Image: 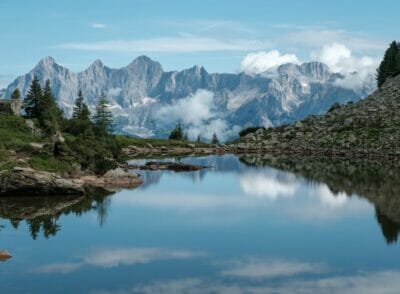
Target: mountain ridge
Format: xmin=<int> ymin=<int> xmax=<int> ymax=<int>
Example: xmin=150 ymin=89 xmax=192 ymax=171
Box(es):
xmin=0 ymin=56 xmax=375 ymax=140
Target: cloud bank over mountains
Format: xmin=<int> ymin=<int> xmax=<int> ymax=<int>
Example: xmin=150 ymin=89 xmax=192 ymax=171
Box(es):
xmin=240 ymin=43 xmax=378 ymax=91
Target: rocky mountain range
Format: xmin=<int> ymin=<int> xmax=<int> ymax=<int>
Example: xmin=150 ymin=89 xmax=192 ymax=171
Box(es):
xmin=0 ymin=56 xmax=375 ymax=140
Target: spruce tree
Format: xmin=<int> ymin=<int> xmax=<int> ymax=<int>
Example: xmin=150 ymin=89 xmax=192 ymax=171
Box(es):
xmin=377 ymin=41 xmax=400 ymax=87
xmin=93 ymin=91 xmax=113 ymax=135
xmin=197 ymin=134 xmax=201 ymax=142
xmin=169 ymin=124 xmax=183 ymax=140
xmin=39 ymin=80 xmax=62 ymax=134
xmin=11 ymin=88 xmax=21 ymax=100
xmin=23 ymin=76 xmax=42 ymax=118
xmin=211 ymin=133 xmax=219 ymax=145
xmin=73 ymin=89 xmax=84 ymax=119
xmin=73 ymin=90 xmax=91 ymax=121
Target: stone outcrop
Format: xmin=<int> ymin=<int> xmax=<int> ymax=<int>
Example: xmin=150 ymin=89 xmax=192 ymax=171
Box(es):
xmin=0 ymin=167 xmax=85 ymax=196
xmin=80 ymin=168 xmax=142 ymax=190
xmin=0 ymin=167 xmax=142 ymax=196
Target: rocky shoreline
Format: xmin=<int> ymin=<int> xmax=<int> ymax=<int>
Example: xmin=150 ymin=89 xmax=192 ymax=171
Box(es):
xmin=0 ymin=167 xmax=142 ymax=197
xmin=122 ymin=143 xmax=400 ymax=163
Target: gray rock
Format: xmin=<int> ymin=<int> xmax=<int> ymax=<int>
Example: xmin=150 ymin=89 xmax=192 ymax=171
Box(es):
xmin=0 ymin=167 xmax=84 ymax=196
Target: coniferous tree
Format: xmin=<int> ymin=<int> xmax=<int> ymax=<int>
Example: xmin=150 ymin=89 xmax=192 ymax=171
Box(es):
xmin=377 ymin=41 xmax=400 ymax=87
xmin=23 ymin=76 xmax=42 ymax=118
xmin=211 ymin=133 xmax=219 ymax=145
xmin=197 ymin=134 xmax=201 ymax=142
xmin=73 ymin=90 xmax=91 ymax=121
xmin=93 ymin=91 xmax=113 ymax=135
xmin=39 ymin=80 xmax=62 ymax=134
xmin=11 ymin=88 xmax=21 ymax=100
xmin=169 ymin=124 xmax=183 ymax=140
xmin=80 ymin=103 xmax=91 ymax=121
xmin=73 ymin=89 xmax=84 ymax=119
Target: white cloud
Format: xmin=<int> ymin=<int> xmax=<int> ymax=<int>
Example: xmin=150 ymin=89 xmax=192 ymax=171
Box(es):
xmin=221 ymin=258 xmax=327 ymax=279
xmin=122 ymin=271 xmax=400 ymax=294
xmin=157 ymin=90 xmax=215 ymax=126
xmin=155 ymin=90 xmax=240 ymax=142
xmin=56 ymin=37 xmax=268 ymax=53
xmin=35 ymin=262 xmax=83 ymax=274
xmin=91 ymin=23 xmax=107 ymax=29
xmin=33 ymin=247 xmax=203 ymax=274
xmin=239 ymin=171 xmax=299 ymax=200
xmin=84 ymin=247 xmax=203 ymax=268
xmin=312 ymin=184 xmax=348 ymax=208
xmin=312 ymin=43 xmax=379 ymax=90
xmin=241 ymin=50 xmax=300 ymax=74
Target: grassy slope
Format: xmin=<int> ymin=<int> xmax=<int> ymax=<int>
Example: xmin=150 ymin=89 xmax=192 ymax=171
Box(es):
xmin=0 ymin=115 xmax=208 ymax=174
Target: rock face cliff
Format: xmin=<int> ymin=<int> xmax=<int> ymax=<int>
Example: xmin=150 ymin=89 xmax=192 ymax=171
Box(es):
xmin=236 ymin=74 xmax=400 ymax=153
xmin=0 ymin=56 xmax=374 ymax=140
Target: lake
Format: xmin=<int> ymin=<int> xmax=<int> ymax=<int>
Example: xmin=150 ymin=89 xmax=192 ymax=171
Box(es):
xmin=1 ymin=154 xmax=400 ymax=293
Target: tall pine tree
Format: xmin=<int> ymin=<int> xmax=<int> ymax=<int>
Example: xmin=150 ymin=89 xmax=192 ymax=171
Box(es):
xmin=11 ymin=88 xmax=21 ymax=100
xmin=93 ymin=91 xmax=113 ymax=135
xmin=23 ymin=76 xmax=42 ymax=118
xmin=211 ymin=133 xmax=219 ymax=145
xmin=39 ymin=80 xmax=63 ymax=134
xmin=73 ymin=89 xmax=91 ymax=121
xmin=377 ymin=41 xmax=400 ymax=87
xmin=73 ymin=89 xmax=84 ymax=119
xmin=169 ymin=124 xmax=183 ymax=140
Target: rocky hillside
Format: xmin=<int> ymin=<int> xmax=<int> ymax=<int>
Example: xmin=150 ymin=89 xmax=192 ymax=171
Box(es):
xmin=0 ymin=56 xmax=374 ymax=140
xmin=235 ymin=74 xmax=400 ymax=155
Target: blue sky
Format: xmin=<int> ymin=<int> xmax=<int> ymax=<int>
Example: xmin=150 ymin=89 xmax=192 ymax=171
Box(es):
xmin=0 ymin=0 xmax=397 ymax=88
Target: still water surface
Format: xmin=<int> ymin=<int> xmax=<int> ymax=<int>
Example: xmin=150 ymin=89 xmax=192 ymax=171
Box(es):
xmin=1 ymin=154 xmax=400 ymax=293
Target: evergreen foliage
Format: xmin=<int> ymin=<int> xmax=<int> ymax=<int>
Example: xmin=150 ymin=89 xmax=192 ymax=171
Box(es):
xmin=93 ymin=91 xmax=113 ymax=135
xmin=38 ymin=80 xmax=63 ymax=135
xmin=23 ymin=76 xmax=42 ymax=118
xmin=72 ymin=90 xmax=84 ymax=119
xmin=377 ymin=41 xmax=400 ymax=87
xmin=211 ymin=132 xmax=219 ymax=144
xmin=169 ymin=124 xmax=184 ymax=140
xmin=11 ymin=89 xmax=21 ymax=100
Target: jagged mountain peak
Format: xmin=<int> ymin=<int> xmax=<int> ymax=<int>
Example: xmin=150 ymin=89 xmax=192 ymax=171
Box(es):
xmin=87 ymin=59 xmax=104 ymax=69
xmin=128 ymin=55 xmax=161 ymax=67
xmin=38 ymin=56 xmax=57 ymax=65
xmin=34 ymin=56 xmax=60 ymax=71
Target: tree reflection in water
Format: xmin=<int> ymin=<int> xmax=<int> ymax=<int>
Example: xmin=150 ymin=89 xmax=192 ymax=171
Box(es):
xmin=240 ymin=154 xmax=400 ymax=245
xmin=0 ymin=189 xmax=113 ymax=239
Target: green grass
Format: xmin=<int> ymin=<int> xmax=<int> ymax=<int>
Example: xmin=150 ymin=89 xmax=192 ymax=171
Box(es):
xmin=29 ymin=154 xmax=74 ymax=174
xmin=0 ymin=114 xmax=212 ymax=175
xmin=0 ymin=115 xmax=42 ymax=152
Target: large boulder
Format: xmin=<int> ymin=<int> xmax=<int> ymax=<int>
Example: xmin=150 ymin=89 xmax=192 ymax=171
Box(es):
xmin=81 ymin=168 xmax=143 ymax=190
xmin=0 ymin=167 xmax=85 ymax=196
